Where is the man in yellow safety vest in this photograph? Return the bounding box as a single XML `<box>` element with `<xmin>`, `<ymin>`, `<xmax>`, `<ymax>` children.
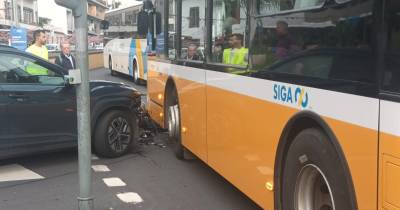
<box><xmin>223</xmin><ymin>33</ymin><xmax>248</xmax><ymax>66</ymax></box>
<box><xmin>25</xmin><ymin>30</ymin><xmax>49</xmax><ymax>75</ymax></box>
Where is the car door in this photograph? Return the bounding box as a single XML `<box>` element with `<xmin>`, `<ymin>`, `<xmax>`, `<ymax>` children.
<box><xmin>0</xmin><ymin>51</ymin><xmax>77</xmax><ymax>152</ymax></box>
<box><xmin>0</xmin><ymin>81</ymin><xmax>8</xmax><ymax>155</ymax></box>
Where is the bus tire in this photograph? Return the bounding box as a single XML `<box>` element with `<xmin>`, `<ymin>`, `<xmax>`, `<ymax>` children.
<box><xmin>94</xmin><ymin>110</ymin><xmax>135</xmax><ymax>158</ymax></box>
<box><xmin>109</xmin><ymin>57</ymin><xmax>117</xmax><ymax>76</ymax></box>
<box><xmin>281</xmin><ymin>128</ymin><xmax>355</xmax><ymax>210</ymax></box>
<box><xmin>166</xmin><ymin>88</ymin><xmax>185</xmax><ymax>159</ymax></box>
<box><xmin>133</xmin><ymin>61</ymin><xmax>140</xmax><ymax>85</ymax></box>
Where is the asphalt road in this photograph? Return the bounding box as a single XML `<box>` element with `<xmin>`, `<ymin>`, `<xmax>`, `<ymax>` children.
<box><xmin>0</xmin><ymin>68</ymin><xmax>262</xmax><ymax>210</ymax></box>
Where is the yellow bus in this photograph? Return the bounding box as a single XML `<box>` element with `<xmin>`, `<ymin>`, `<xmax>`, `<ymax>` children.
<box><xmin>143</xmin><ymin>0</ymin><xmax>400</xmax><ymax>209</ymax></box>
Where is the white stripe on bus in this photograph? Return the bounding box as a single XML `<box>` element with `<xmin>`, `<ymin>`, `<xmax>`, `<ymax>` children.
<box><xmin>149</xmin><ymin>61</ymin><xmax>385</xmax><ymax>135</ymax></box>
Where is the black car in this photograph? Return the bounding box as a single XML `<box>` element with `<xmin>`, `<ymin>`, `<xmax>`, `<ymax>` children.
<box><xmin>0</xmin><ymin>45</ymin><xmax>142</xmax><ymax>159</ymax></box>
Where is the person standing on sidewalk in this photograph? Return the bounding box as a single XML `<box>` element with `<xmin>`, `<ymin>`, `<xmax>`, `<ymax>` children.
<box><xmin>25</xmin><ymin>30</ymin><xmax>49</xmax><ymax>75</ymax></box>
<box><xmin>55</xmin><ymin>42</ymin><xmax>76</xmax><ymax>73</ymax></box>
<box><xmin>26</xmin><ymin>30</ymin><xmax>48</xmax><ymax>60</ymax></box>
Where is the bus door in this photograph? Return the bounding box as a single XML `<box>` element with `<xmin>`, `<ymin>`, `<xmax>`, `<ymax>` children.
<box><xmin>118</xmin><ymin>39</ymin><xmax>131</xmax><ymax>74</ymax></box>
<box><xmin>378</xmin><ymin>1</ymin><xmax>400</xmax><ymax>209</ymax></box>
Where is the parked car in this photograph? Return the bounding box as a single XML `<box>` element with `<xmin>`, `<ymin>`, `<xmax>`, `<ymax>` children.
<box><xmin>46</xmin><ymin>44</ymin><xmax>60</xmax><ymax>52</ymax></box>
<box><xmin>0</xmin><ymin>45</ymin><xmax>142</xmax><ymax>159</ymax></box>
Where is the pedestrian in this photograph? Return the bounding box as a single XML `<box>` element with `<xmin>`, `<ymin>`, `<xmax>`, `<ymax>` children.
<box><xmin>26</xmin><ymin>30</ymin><xmax>48</xmax><ymax>60</ymax></box>
<box><xmin>274</xmin><ymin>20</ymin><xmax>300</xmax><ymax>59</ymax></box>
<box><xmin>55</xmin><ymin>42</ymin><xmax>76</xmax><ymax>72</ymax></box>
<box><xmin>183</xmin><ymin>44</ymin><xmax>200</xmax><ymax>61</ymax></box>
<box><xmin>223</xmin><ymin>33</ymin><xmax>248</xmax><ymax>66</ymax></box>
<box><xmin>25</xmin><ymin>29</ymin><xmax>49</xmax><ymax>75</ymax></box>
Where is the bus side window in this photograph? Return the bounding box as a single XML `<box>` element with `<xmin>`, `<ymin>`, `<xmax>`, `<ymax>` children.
<box><xmin>168</xmin><ymin>0</ymin><xmax>177</xmax><ymax>60</ymax></box>
<box><xmin>383</xmin><ymin>1</ymin><xmax>400</xmax><ymax>92</ymax></box>
<box><xmin>252</xmin><ymin>0</ymin><xmax>376</xmax><ymax>85</ymax></box>
<box><xmin>180</xmin><ymin>0</ymin><xmax>206</xmax><ymax>62</ymax></box>
<box><xmin>211</xmin><ymin>0</ymin><xmax>249</xmax><ymax>67</ymax></box>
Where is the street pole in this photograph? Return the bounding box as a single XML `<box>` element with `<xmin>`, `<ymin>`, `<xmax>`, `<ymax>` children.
<box><xmin>54</xmin><ymin>1</ymin><xmax>93</xmax><ymax>210</ymax></box>
<box><xmin>75</xmin><ymin>2</ymin><xmax>92</xmax><ymax>210</ymax></box>
<box><xmin>12</xmin><ymin>0</ymin><xmax>19</xmax><ymax>27</ymax></box>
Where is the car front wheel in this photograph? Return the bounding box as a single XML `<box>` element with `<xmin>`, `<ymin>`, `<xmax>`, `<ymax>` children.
<box><xmin>94</xmin><ymin>110</ymin><xmax>135</xmax><ymax>158</ymax></box>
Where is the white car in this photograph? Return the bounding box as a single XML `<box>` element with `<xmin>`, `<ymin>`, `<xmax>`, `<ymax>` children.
<box><xmin>46</xmin><ymin>44</ymin><xmax>60</xmax><ymax>52</ymax></box>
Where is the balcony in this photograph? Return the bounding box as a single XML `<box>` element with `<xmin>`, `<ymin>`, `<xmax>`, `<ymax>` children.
<box><xmin>87</xmin><ymin>4</ymin><xmax>105</xmax><ymax>20</ymax></box>
<box><xmin>87</xmin><ymin>0</ymin><xmax>108</xmax><ymax>9</ymax></box>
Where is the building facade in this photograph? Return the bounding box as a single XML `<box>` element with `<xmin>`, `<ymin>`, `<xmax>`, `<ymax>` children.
<box><xmin>0</xmin><ymin>0</ymin><xmax>39</xmax><ymax>44</ymax></box>
<box><xmin>67</xmin><ymin>0</ymin><xmax>107</xmax><ymax>49</ymax></box>
<box><xmin>104</xmin><ymin>4</ymin><xmax>142</xmax><ymax>39</ymax></box>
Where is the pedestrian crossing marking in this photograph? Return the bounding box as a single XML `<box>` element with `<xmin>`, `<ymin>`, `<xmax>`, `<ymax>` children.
<box><xmin>116</xmin><ymin>192</ymin><xmax>143</xmax><ymax>204</ymax></box>
<box><xmin>103</xmin><ymin>177</ymin><xmax>126</xmax><ymax>187</ymax></box>
<box><xmin>0</xmin><ymin>164</ymin><xmax>44</xmax><ymax>182</ymax></box>
<box><xmin>92</xmin><ymin>165</ymin><xmax>110</xmax><ymax>172</ymax></box>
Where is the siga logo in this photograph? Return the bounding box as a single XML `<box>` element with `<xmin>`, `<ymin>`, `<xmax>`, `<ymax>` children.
<box><xmin>273</xmin><ymin>84</ymin><xmax>309</xmax><ymax>108</ymax></box>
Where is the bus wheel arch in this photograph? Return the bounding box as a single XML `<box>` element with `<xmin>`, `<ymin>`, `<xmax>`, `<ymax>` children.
<box><xmin>164</xmin><ymin>77</ymin><xmax>185</xmax><ymax>159</ymax></box>
<box><xmin>274</xmin><ymin>111</ymin><xmax>358</xmax><ymax>210</ymax></box>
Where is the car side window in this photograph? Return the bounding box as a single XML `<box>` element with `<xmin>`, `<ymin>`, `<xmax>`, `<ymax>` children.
<box><xmin>270</xmin><ymin>54</ymin><xmax>333</xmax><ymax>79</ymax></box>
<box><xmin>0</xmin><ymin>53</ymin><xmax>64</xmax><ymax>85</ymax></box>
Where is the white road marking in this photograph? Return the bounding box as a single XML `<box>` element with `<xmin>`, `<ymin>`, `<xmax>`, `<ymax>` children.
<box><xmin>103</xmin><ymin>177</ymin><xmax>126</xmax><ymax>187</ymax></box>
<box><xmin>116</xmin><ymin>192</ymin><xmax>143</xmax><ymax>204</ymax></box>
<box><xmin>92</xmin><ymin>165</ymin><xmax>110</xmax><ymax>172</ymax></box>
<box><xmin>91</xmin><ymin>154</ymin><xmax>99</xmax><ymax>160</ymax></box>
<box><xmin>0</xmin><ymin>164</ymin><xmax>44</xmax><ymax>182</ymax></box>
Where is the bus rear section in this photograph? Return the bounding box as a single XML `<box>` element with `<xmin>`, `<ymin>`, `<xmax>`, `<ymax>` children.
<box><xmin>104</xmin><ymin>38</ymin><xmax>148</xmax><ymax>84</ymax></box>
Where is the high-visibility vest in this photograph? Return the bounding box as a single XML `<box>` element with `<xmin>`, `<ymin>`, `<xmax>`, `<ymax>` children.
<box><xmin>223</xmin><ymin>47</ymin><xmax>248</xmax><ymax>66</ymax></box>
<box><xmin>25</xmin><ymin>45</ymin><xmax>49</xmax><ymax>75</ymax></box>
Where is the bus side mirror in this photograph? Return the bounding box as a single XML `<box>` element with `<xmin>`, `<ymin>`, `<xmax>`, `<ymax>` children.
<box><xmin>150</xmin><ymin>12</ymin><xmax>162</xmax><ymax>35</ymax></box>
<box><xmin>100</xmin><ymin>20</ymin><xmax>109</xmax><ymax>30</ymax></box>
<box><xmin>137</xmin><ymin>10</ymin><xmax>149</xmax><ymax>36</ymax></box>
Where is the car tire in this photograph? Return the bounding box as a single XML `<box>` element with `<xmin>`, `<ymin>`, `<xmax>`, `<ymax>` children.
<box><xmin>94</xmin><ymin>110</ymin><xmax>136</xmax><ymax>158</ymax></box>
<box><xmin>109</xmin><ymin>57</ymin><xmax>117</xmax><ymax>76</ymax></box>
<box><xmin>166</xmin><ymin>88</ymin><xmax>185</xmax><ymax>159</ymax></box>
<box><xmin>281</xmin><ymin>128</ymin><xmax>356</xmax><ymax>210</ymax></box>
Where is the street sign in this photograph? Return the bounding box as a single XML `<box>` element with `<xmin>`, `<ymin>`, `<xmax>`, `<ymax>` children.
<box><xmin>10</xmin><ymin>27</ymin><xmax>27</xmax><ymax>51</ymax></box>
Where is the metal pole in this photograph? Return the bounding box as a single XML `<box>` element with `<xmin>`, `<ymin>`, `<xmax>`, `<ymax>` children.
<box><xmin>74</xmin><ymin>1</ymin><xmax>93</xmax><ymax>210</ymax></box>
<box><xmin>12</xmin><ymin>0</ymin><xmax>19</xmax><ymax>26</ymax></box>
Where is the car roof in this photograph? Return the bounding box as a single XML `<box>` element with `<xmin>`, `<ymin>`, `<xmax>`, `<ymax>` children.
<box><xmin>0</xmin><ymin>44</ymin><xmax>18</xmax><ymax>51</ymax></box>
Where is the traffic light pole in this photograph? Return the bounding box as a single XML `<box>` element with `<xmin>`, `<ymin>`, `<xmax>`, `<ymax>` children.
<box><xmin>74</xmin><ymin>2</ymin><xmax>93</xmax><ymax>210</ymax></box>
<box><xmin>54</xmin><ymin>1</ymin><xmax>93</xmax><ymax>210</ymax></box>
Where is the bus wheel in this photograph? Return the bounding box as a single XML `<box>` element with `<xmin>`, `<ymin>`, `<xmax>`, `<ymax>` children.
<box><xmin>281</xmin><ymin>128</ymin><xmax>355</xmax><ymax>210</ymax></box>
<box><xmin>133</xmin><ymin>62</ymin><xmax>140</xmax><ymax>85</ymax></box>
<box><xmin>166</xmin><ymin>89</ymin><xmax>185</xmax><ymax>159</ymax></box>
<box><xmin>109</xmin><ymin>57</ymin><xmax>117</xmax><ymax>76</ymax></box>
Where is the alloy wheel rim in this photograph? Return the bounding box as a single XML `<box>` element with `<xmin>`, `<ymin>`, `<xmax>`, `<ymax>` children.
<box><xmin>134</xmin><ymin>65</ymin><xmax>139</xmax><ymax>81</ymax></box>
<box><xmin>168</xmin><ymin>105</ymin><xmax>179</xmax><ymax>143</ymax></box>
<box><xmin>107</xmin><ymin>117</ymin><xmax>131</xmax><ymax>153</ymax></box>
<box><xmin>294</xmin><ymin>164</ymin><xmax>335</xmax><ymax>210</ymax></box>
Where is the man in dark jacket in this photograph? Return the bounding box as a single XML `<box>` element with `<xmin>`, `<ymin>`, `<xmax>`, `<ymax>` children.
<box><xmin>55</xmin><ymin>42</ymin><xmax>76</xmax><ymax>72</ymax></box>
